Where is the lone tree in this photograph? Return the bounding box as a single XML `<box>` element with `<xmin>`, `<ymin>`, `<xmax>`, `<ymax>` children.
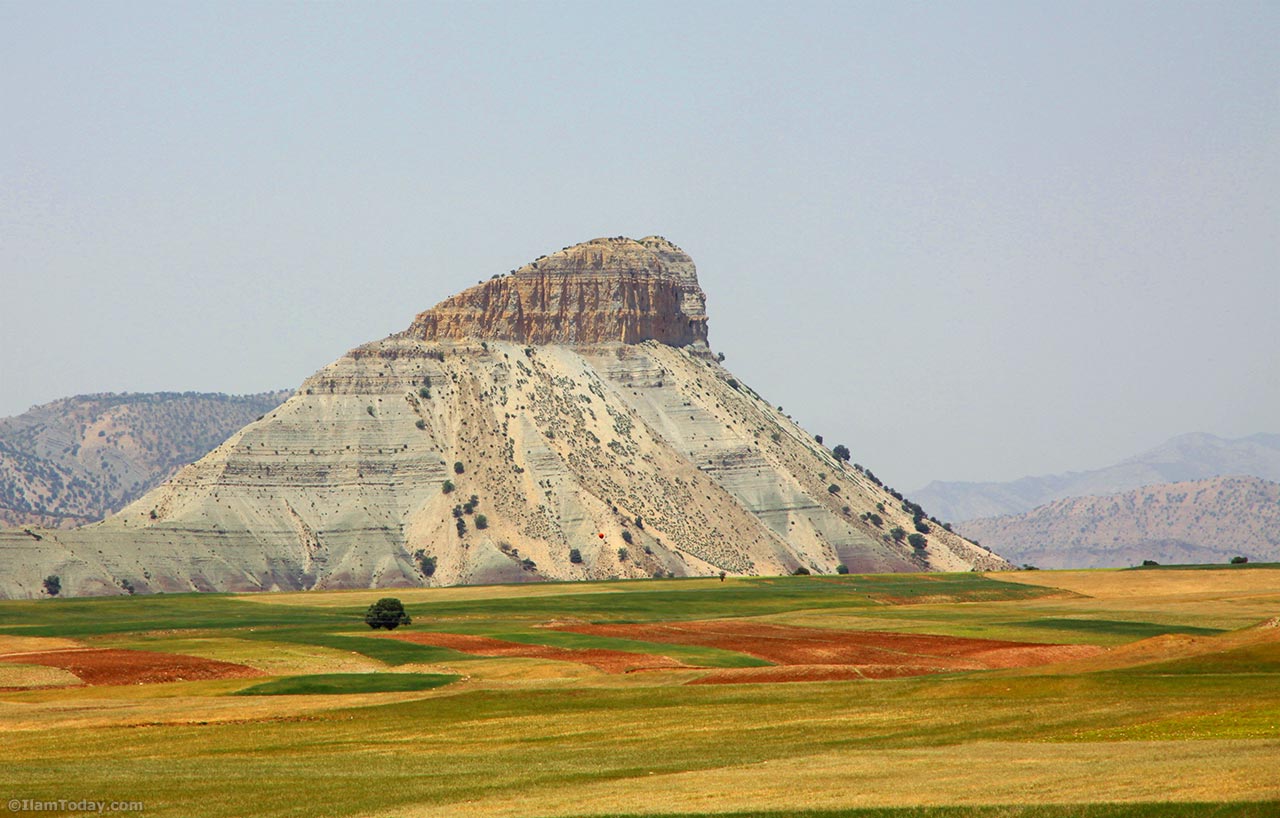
<box><xmin>832</xmin><ymin>444</ymin><xmax>851</xmax><ymax>462</ymax></box>
<box><xmin>365</xmin><ymin>597</ymin><xmax>411</xmax><ymax>630</ymax></box>
<box><xmin>43</xmin><ymin>575</ymin><xmax>61</xmax><ymax>596</ymax></box>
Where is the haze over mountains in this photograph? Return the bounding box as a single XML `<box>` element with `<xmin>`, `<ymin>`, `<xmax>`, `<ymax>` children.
<box><xmin>911</xmin><ymin>434</ymin><xmax>1280</xmax><ymax>569</ymax></box>
<box><xmin>0</xmin><ymin>391</ymin><xmax>290</xmax><ymax>529</ymax></box>
<box><xmin>0</xmin><ymin>237</ymin><xmax>1005</xmax><ymax>598</ymax></box>
<box><xmin>961</xmin><ymin>476</ymin><xmax>1280</xmax><ymax>569</ymax></box>
<box><xmin>914</xmin><ymin>433</ymin><xmax>1280</xmax><ymax>523</ymax></box>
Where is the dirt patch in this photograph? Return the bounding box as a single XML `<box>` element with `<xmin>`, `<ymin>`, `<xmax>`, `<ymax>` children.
<box><xmin>689</xmin><ymin>664</ymin><xmax>948</xmax><ymax>685</ymax></box>
<box><xmin>554</xmin><ymin>621</ymin><xmax>1102</xmax><ymax>683</ymax></box>
<box><xmin>0</xmin><ymin>648</ymin><xmax>264</xmax><ymax>686</ymax></box>
<box><xmin>382</xmin><ymin>632</ymin><xmax>686</xmax><ymax>674</ymax></box>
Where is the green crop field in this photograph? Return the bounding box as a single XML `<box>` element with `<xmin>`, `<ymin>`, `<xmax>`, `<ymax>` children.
<box><xmin>0</xmin><ymin>568</ymin><xmax>1277</xmax><ymax>817</ymax></box>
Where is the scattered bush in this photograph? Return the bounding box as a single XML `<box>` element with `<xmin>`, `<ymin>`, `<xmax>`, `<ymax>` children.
<box><xmin>453</xmin><ymin>461</ymin><xmax>465</xmax><ymax>474</ymax></box>
<box><xmin>569</xmin><ymin>548</ymin><xmax>583</xmax><ymax>564</ymax></box>
<box><xmin>415</xmin><ymin>419</ymin><xmax>426</xmax><ymax>430</ymax></box>
<box><xmin>832</xmin><ymin>444</ymin><xmax>851</xmax><ymax>462</ymax></box>
<box><xmin>364</xmin><ymin>598</ymin><xmax>411</xmax><ymax>630</ymax></box>
<box><xmin>835</xmin><ymin>564</ymin><xmax>849</xmax><ymax>574</ymax></box>
<box><xmin>419</xmin><ymin>387</ymin><xmax>431</xmax><ymax>399</ymax></box>
<box><xmin>867</xmin><ymin>513</ymin><xmax>883</xmax><ymax>528</ymax></box>
<box><xmin>422</xmin><ymin>550</ymin><xmax>442</xmax><ymax>576</ymax></box>
<box><xmin>520</xmin><ymin>558</ymin><xmax>537</xmax><ymax>571</ymax></box>
<box><xmin>43</xmin><ymin>575</ymin><xmax>60</xmax><ymax>596</ymax></box>
<box><xmin>455</xmin><ymin>518</ymin><xmax>467</xmax><ymax>536</ymax></box>
<box><xmin>474</xmin><ymin>514</ymin><xmax>488</xmax><ymax>530</ymax></box>
<box><xmin>1231</xmin><ymin>556</ymin><xmax>1249</xmax><ymax>564</ymax></box>
<box><xmin>617</xmin><ymin>547</ymin><xmax>629</xmax><ymax>562</ymax></box>
<box><xmin>792</xmin><ymin>566</ymin><xmax>811</xmax><ymax>575</ymax></box>
<box><xmin>907</xmin><ymin>533</ymin><xmax>927</xmax><ymax>550</ymax></box>
<box><xmin>815</xmin><ymin>435</ymin><xmax>823</xmax><ymax>444</ymax></box>
<box><xmin>621</xmin><ymin>530</ymin><xmax>633</xmax><ymax>544</ymax></box>
<box><xmin>889</xmin><ymin>526</ymin><xmax>906</xmax><ymax>542</ymax></box>
<box><xmin>827</xmin><ymin>483</ymin><xmax>841</xmax><ymax>494</ymax></box>
<box><xmin>442</xmin><ymin>480</ymin><xmax>455</xmax><ymax>494</ymax></box>
<box><xmin>914</xmin><ymin>521</ymin><xmax>931</xmax><ymax>534</ymax></box>
<box><xmin>1141</xmin><ymin>559</ymin><xmax>1159</xmax><ymax>567</ymax></box>
<box><xmin>634</xmin><ymin>516</ymin><xmax>644</xmax><ymax>529</ymax></box>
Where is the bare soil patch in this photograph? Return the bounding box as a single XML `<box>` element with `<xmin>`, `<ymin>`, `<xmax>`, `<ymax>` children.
<box><xmin>0</xmin><ymin>648</ymin><xmax>263</xmax><ymax>686</ymax></box>
<box><xmin>555</xmin><ymin>620</ymin><xmax>1101</xmax><ymax>683</ymax></box>
<box><xmin>382</xmin><ymin>632</ymin><xmax>686</xmax><ymax>674</ymax></box>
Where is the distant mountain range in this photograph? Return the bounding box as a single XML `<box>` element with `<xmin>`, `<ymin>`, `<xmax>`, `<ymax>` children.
<box><xmin>914</xmin><ymin>433</ymin><xmax>1280</xmax><ymax>524</ymax></box>
<box><xmin>959</xmin><ymin>475</ymin><xmax>1280</xmax><ymax>569</ymax></box>
<box><xmin>0</xmin><ymin>391</ymin><xmax>290</xmax><ymax>529</ymax></box>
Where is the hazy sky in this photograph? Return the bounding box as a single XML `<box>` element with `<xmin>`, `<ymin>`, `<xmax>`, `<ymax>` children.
<box><xmin>3</xmin><ymin>1</ymin><xmax>1277</xmax><ymax>492</ymax></box>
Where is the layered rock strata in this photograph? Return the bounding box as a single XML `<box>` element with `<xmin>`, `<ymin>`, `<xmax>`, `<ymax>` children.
<box><xmin>0</xmin><ymin>237</ymin><xmax>1008</xmax><ymax>597</ymax></box>
<box><xmin>404</xmin><ymin>236</ymin><xmax>709</xmax><ymax>348</ymax></box>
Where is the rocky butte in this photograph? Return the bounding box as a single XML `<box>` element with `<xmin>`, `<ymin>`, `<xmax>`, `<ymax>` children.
<box><xmin>0</xmin><ymin>236</ymin><xmax>1009</xmax><ymax>597</ymax></box>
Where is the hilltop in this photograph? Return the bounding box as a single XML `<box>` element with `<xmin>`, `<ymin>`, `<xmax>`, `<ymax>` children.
<box><xmin>0</xmin><ymin>237</ymin><xmax>1005</xmax><ymax>597</ymax></box>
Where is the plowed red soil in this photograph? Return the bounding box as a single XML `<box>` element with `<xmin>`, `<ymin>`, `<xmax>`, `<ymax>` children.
<box><xmin>0</xmin><ymin>648</ymin><xmax>263</xmax><ymax>686</ymax></box>
<box><xmin>553</xmin><ymin>621</ymin><xmax>1101</xmax><ymax>683</ymax></box>
<box><xmin>382</xmin><ymin>632</ymin><xmax>686</xmax><ymax>674</ymax></box>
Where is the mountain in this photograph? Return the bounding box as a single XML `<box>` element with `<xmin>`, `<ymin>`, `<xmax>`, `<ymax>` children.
<box><xmin>913</xmin><ymin>432</ymin><xmax>1280</xmax><ymax>523</ymax></box>
<box><xmin>958</xmin><ymin>475</ymin><xmax>1280</xmax><ymax>569</ymax></box>
<box><xmin>0</xmin><ymin>236</ymin><xmax>1007</xmax><ymax>598</ymax></box>
<box><xmin>0</xmin><ymin>391</ymin><xmax>290</xmax><ymax>529</ymax></box>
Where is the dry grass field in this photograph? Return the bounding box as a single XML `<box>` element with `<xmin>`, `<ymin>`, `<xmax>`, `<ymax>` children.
<box><xmin>0</xmin><ymin>567</ymin><xmax>1276</xmax><ymax>817</ymax></box>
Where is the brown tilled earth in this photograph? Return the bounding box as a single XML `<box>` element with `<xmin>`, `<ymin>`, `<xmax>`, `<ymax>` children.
<box><xmin>381</xmin><ymin>631</ymin><xmax>689</xmax><ymax>673</ymax></box>
<box><xmin>551</xmin><ymin>620</ymin><xmax>1102</xmax><ymax>683</ymax></box>
<box><xmin>0</xmin><ymin>648</ymin><xmax>263</xmax><ymax>686</ymax></box>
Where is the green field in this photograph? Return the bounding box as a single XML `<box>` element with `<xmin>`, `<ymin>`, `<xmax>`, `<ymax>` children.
<box><xmin>0</xmin><ymin>569</ymin><xmax>1277</xmax><ymax>817</ymax></box>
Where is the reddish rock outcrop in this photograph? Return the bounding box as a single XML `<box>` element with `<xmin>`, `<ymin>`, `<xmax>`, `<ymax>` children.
<box><xmin>403</xmin><ymin>236</ymin><xmax>709</xmax><ymax>347</ymax></box>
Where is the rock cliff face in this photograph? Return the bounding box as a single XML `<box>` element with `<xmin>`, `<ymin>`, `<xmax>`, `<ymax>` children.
<box><xmin>0</xmin><ymin>237</ymin><xmax>1008</xmax><ymax>598</ymax></box>
<box><xmin>404</xmin><ymin>236</ymin><xmax>709</xmax><ymax>348</ymax></box>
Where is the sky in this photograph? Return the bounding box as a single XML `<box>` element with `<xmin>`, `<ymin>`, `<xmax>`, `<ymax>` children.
<box><xmin>2</xmin><ymin>1</ymin><xmax>1277</xmax><ymax>492</ymax></box>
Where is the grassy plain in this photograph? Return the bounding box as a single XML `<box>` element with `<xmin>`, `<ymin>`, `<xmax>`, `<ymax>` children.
<box><xmin>0</xmin><ymin>568</ymin><xmax>1276</xmax><ymax>817</ymax></box>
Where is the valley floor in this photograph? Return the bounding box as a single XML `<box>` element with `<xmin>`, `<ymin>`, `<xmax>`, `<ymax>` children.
<box><xmin>0</xmin><ymin>567</ymin><xmax>1277</xmax><ymax>817</ymax></box>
